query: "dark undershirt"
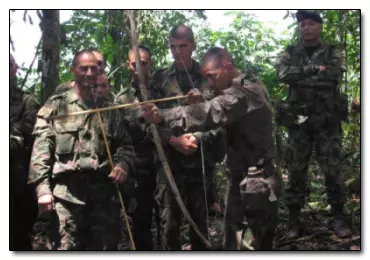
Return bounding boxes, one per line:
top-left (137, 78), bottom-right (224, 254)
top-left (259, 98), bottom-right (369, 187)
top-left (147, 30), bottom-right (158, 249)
top-left (304, 46), bottom-right (318, 59)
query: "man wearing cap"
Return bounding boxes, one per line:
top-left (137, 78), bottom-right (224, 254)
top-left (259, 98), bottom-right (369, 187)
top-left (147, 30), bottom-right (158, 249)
top-left (275, 10), bottom-right (351, 239)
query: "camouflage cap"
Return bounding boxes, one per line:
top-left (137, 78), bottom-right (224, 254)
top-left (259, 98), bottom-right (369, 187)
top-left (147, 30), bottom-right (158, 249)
top-left (296, 10), bottom-right (323, 24)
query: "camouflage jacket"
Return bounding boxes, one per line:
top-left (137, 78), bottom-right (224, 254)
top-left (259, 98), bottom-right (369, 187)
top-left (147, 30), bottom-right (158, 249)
top-left (275, 42), bottom-right (345, 103)
top-left (152, 60), bottom-right (226, 169)
top-left (54, 80), bottom-right (75, 95)
top-left (29, 87), bottom-right (135, 199)
top-left (10, 82), bottom-right (40, 194)
top-left (161, 73), bottom-right (275, 176)
top-left (10, 83), bottom-right (40, 150)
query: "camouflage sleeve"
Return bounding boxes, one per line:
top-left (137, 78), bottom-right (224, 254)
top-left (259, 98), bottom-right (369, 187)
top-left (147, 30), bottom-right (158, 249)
top-left (110, 110), bottom-right (135, 175)
top-left (114, 90), bottom-right (134, 121)
top-left (28, 104), bottom-right (55, 197)
top-left (10, 127), bottom-right (24, 154)
top-left (162, 86), bottom-right (248, 133)
top-left (14, 94), bottom-right (40, 148)
top-left (275, 50), bottom-right (317, 84)
top-left (315, 46), bottom-right (345, 84)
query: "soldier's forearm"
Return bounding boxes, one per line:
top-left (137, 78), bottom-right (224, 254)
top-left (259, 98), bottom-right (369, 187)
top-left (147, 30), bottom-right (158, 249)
top-left (316, 67), bottom-right (341, 83)
top-left (278, 65), bottom-right (318, 84)
top-left (35, 179), bottom-right (52, 198)
top-left (295, 77), bottom-right (338, 88)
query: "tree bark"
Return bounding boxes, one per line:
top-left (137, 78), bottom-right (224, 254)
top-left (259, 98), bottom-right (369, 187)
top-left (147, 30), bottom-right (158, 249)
top-left (40, 10), bottom-right (60, 104)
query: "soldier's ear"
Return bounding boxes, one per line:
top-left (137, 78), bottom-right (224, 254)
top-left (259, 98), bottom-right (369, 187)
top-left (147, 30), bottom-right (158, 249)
top-left (223, 60), bottom-right (233, 71)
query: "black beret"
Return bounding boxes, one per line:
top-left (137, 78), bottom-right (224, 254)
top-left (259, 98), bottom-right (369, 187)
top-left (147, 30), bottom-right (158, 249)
top-left (296, 10), bottom-right (323, 24)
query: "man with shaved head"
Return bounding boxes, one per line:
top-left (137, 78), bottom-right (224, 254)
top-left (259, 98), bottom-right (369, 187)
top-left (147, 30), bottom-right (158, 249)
top-left (143, 47), bottom-right (282, 250)
top-left (152, 25), bottom-right (226, 250)
top-left (54, 50), bottom-right (107, 95)
top-left (29, 49), bottom-right (134, 250)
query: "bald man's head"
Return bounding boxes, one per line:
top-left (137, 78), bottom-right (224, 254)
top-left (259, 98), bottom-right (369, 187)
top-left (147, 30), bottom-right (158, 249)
top-left (200, 47), bottom-right (235, 69)
top-left (200, 47), bottom-right (237, 93)
top-left (169, 24), bottom-right (195, 42)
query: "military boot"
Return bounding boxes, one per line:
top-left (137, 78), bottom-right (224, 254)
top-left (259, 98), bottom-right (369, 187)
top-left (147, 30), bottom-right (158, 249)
top-left (286, 206), bottom-right (302, 239)
top-left (330, 204), bottom-right (352, 238)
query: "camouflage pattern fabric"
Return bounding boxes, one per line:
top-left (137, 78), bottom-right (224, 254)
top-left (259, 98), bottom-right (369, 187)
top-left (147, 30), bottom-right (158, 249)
top-left (115, 81), bottom-right (158, 250)
top-left (153, 61), bottom-right (226, 250)
top-left (160, 73), bottom-right (281, 250)
top-left (28, 87), bottom-right (135, 250)
top-left (275, 42), bottom-right (346, 209)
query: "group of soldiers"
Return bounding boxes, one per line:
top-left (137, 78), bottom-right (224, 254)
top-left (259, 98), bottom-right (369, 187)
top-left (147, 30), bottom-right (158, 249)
top-left (10, 10), bottom-right (353, 251)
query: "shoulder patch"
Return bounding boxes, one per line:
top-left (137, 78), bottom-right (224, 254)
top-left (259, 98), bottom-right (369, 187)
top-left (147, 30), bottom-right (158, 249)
top-left (37, 105), bottom-right (54, 118)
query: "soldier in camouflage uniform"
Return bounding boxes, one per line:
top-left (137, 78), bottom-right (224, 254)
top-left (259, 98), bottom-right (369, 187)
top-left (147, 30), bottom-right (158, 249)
top-left (54, 50), bottom-right (107, 95)
top-left (94, 73), bottom-right (115, 105)
top-left (28, 50), bottom-right (135, 250)
top-left (114, 46), bottom-right (160, 250)
top-left (10, 54), bottom-right (40, 250)
top-left (143, 47), bottom-right (282, 250)
top-left (152, 25), bottom-right (226, 250)
top-left (275, 11), bottom-right (351, 239)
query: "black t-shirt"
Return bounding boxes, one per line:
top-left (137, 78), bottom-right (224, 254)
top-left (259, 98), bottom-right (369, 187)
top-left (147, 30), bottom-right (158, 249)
top-left (304, 46), bottom-right (318, 59)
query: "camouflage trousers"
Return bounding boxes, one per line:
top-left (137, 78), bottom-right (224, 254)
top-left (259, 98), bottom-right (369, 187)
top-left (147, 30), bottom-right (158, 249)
top-left (223, 169), bottom-right (281, 250)
top-left (53, 177), bottom-right (121, 250)
top-left (286, 122), bottom-right (344, 209)
top-left (161, 167), bottom-right (210, 250)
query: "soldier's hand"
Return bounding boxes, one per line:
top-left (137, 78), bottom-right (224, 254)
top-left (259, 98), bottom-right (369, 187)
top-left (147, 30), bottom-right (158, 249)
top-left (185, 89), bottom-right (203, 105)
top-left (109, 166), bottom-right (128, 184)
top-left (319, 65), bottom-right (327, 72)
top-left (169, 134), bottom-right (198, 155)
top-left (38, 194), bottom-right (55, 214)
top-left (142, 103), bottom-right (163, 124)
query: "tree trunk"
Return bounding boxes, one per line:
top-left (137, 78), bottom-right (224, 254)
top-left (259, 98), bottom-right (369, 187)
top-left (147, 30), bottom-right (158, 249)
top-left (40, 10), bottom-right (60, 104)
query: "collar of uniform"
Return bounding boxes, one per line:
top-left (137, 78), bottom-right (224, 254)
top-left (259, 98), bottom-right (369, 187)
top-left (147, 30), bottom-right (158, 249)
top-left (66, 87), bottom-right (80, 104)
top-left (66, 87), bottom-right (94, 109)
top-left (232, 73), bottom-right (247, 87)
top-left (296, 39), bottom-right (325, 53)
top-left (168, 59), bottom-right (201, 76)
